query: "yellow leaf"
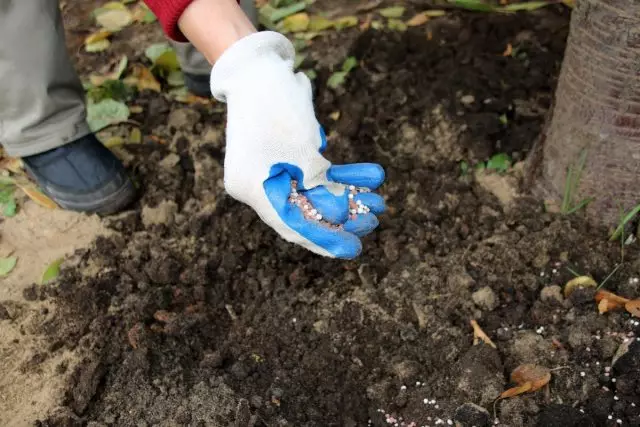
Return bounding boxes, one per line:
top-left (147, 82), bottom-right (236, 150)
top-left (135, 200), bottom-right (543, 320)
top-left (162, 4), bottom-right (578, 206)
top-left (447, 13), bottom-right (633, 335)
top-left (563, 275), bottom-right (597, 298)
top-left (334, 15), bottom-right (358, 29)
top-left (329, 111), bottom-right (340, 121)
top-left (406, 12), bottom-right (429, 27)
top-left (282, 12), bottom-right (310, 32)
top-left (17, 184), bottom-right (58, 209)
top-left (129, 128), bottom-right (142, 144)
top-left (127, 65), bottom-right (161, 92)
top-left (308, 15), bottom-right (334, 31)
top-left (84, 30), bottom-right (112, 45)
top-left (96, 8), bottom-right (133, 31)
top-left (85, 39), bottom-right (111, 53)
top-left (102, 2), bottom-right (127, 11)
top-left (424, 10), bottom-right (446, 17)
top-left (129, 105), bottom-right (144, 114)
top-left (104, 136), bottom-right (125, 148)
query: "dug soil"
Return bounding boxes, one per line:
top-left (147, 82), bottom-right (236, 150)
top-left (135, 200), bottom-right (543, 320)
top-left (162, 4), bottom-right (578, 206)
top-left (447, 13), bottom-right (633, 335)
top-left (25, 4), bottom-right (640, 427)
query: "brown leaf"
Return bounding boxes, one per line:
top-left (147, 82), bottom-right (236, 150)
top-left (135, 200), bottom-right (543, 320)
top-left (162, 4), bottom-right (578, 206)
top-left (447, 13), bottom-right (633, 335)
top-left (470, 319), bottom-right (497, 349)
top-left (127, 323), bottom-right (144, 349)
top-left (511, 364), bottom-right (551, 391)
top-left (502, 43), bottom-right (513, 57)
top-left (625, 299), bottom-right (640, 317)
top-left (595, 289), bottom-right (630, 305)
top-left (499, 381), bottom-right (532, 398)
top-left (153, 310), bottom-right (177, 323)
top-left (406, 12), bottom-right (429, 27)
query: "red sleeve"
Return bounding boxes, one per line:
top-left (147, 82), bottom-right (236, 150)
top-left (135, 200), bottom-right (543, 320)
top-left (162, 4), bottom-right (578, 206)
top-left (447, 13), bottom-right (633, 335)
top-left (144, 0), bottom-right (241, 42)
top-left (144, 0), bottom-right (195, 42)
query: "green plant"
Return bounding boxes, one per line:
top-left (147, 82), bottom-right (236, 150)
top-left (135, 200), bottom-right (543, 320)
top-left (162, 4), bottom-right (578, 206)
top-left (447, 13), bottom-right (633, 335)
top-left (560, 148), bottom-right (593, 214)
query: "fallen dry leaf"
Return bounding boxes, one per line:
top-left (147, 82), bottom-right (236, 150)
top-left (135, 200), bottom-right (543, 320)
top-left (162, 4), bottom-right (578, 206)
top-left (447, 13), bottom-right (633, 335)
top-left (84, 30), bottom-right (112, 45)
top-left (0, 156), bottom-right (24, 174)
top-left (470, 319), bottom-right (497, 349)
top-left (624, 299), bottom-right (640, 317)
top-left (16, 183), bottom-right (58, 209)
top-left (127, 323), bottom-right (144, 349)
top-left (406, 12), bottom-right (429, 27)
top-left (125, 65), bottom-right (161, 92)
top-left (502, 43), bottom-right (513, 57)
top-left (499, 364), bottom-right (551, 398)
top-left (564, 275), bottom-right (597, 298)
top-left (500, 381), bottom-right (532, 398)
top-left (595, 289), bottom-right (630, 305)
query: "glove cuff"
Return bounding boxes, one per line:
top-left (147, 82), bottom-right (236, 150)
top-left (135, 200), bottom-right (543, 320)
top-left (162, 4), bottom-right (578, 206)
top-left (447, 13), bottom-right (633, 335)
top-left (210, 31), bottom-right (295, 102)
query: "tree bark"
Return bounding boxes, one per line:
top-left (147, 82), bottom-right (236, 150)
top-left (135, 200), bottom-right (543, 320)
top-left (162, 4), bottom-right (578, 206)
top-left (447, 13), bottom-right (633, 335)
top-left (526, 0), bottom-right (640, 224)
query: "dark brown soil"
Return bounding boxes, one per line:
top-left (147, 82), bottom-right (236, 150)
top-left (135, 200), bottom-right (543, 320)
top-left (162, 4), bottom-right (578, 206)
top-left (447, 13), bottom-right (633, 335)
top-left (34, 4), bottom-right (640, 427)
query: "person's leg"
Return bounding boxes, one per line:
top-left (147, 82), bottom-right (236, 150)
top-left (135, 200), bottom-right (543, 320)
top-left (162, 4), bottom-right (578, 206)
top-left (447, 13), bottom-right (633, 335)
top-left (0, 1), bottom-right (135, 214)
top-left (171, 0), bottom-right (258, 97)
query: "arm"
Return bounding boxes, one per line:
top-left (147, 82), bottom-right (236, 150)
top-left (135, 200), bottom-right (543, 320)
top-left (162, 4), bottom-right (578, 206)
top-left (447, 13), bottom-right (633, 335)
top-left (144, 0), bottom-right (386, 259)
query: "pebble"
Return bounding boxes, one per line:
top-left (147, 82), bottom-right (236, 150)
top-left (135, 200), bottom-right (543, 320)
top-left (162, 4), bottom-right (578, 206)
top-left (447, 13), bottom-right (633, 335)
top-left (461, 95), bottom-right (476, 105)
top-left (471, 286), bottom-right (499, 311)
top-left (540, 285), bottom-right (564, 304)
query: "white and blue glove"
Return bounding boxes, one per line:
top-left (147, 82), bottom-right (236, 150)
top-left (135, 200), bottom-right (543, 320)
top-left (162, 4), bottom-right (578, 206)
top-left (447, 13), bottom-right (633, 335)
top-left (210, 31), bottom-right (385, 259)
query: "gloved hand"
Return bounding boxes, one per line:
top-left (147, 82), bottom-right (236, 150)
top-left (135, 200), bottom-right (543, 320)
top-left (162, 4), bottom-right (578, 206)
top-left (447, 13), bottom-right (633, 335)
top-left (210, 31), bottom-right (385, 259)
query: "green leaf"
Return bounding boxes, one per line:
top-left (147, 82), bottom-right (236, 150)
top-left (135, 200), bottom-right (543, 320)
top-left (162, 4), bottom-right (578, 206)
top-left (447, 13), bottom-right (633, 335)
top-left (342, 56), bottom-right (358, 73)
top-left (153, 50), bottom-right (181, 73)
top-left (166, 70), bottom-right (185, 87)
top-left (3, 198), bottom-right (16, 217)
top-left (449, 0), bottom-right (496, 12)
top-left (87, 99), bottom-right (130, 132)
top-left (387, 18), bottom-right (408, 31)
top-left (85, 39), bottom-right (111, 53)
top-left (0, 257), bottom-right (17, 277)
top-left (294, 53), bottom-right (307, 69)
top-left (334, 16), bottom-right (358, 29)
top-left (460, 161), bottom-right (469, 176)
top-left (308, 15), bottom-right (334, 31)
top-left (271, 1), bottom-right (307, 22)
top-left (41, 258), bottom-right (64, 284)
top-left (327, 71), bottom-right (347, 89)
top-left (486, 153), bottom-right (511, 173)
top-left (379, 6), bottom-right (405, 18)
top-left (499, 1), bottom-right (551, 11)
top-left (328, 56), bottom-right (358, 89)
top-left (281, 12), bottom-right (310, 32)
top-left (144, 43), bottom-right (172, 63)
top-left (303, 69), bottom-right (317, 80)
top-left (499, 113), bottom-right (508, 125)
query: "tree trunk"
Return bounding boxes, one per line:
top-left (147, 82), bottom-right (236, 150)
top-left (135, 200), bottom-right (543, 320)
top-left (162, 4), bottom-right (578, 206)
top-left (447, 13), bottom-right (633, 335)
top-left (526, 0), bottom-right (640, 224)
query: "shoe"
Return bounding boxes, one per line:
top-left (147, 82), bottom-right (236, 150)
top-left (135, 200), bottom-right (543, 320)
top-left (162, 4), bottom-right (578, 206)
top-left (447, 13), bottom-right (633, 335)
top-left (183, 72), bottom-right (212, 98)
top-left (22, 133), bottom-right (136, 215)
